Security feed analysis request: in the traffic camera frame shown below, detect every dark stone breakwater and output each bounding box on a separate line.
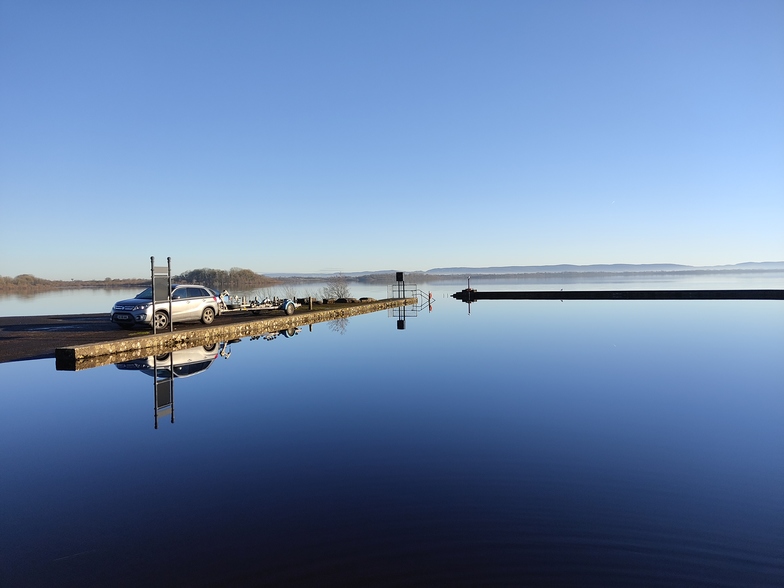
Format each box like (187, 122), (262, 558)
(453, 289), (784, 302)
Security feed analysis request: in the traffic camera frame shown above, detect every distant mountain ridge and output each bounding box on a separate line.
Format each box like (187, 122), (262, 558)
(424, 262), (784, 275)
(267, 262), (784, 278)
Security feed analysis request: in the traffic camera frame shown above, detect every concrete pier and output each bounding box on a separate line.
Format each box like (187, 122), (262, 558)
(55, 297), (417, 371)
(452, 289), (784, 302)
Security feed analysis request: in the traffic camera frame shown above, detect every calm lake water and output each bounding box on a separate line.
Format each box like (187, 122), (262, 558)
(1, 275), (783, 586)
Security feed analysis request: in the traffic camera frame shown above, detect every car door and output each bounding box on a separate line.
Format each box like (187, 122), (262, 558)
(186, 287), (209, 320)
(169, 287), (193, 322)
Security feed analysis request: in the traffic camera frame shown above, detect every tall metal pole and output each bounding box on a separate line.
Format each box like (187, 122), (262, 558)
(151, 256), (156, 334)
(167, 257), (173, 332)
(468, 276), (472, 315)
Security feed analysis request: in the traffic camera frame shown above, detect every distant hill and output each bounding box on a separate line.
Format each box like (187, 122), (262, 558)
(725, 262), (784, 270)
(424, 262), (784, 275)
(265, 262), (784, 280)
(0, 275), (148, 293)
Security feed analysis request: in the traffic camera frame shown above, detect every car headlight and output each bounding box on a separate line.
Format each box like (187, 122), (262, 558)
(132, 303), (152, 311)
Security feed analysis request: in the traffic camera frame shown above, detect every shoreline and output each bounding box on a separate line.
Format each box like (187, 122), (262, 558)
(2, 267), (783, 294)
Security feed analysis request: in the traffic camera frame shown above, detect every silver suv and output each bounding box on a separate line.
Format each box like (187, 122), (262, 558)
(111, 285), (222, 330)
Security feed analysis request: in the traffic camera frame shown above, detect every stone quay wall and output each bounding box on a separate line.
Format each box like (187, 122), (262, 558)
(56, 297), (417, 371)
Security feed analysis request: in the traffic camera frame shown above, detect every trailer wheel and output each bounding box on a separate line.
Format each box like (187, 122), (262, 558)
(154, 311), (169, 330)
(285, 302), (295, 316)
(201, 307), (215, 325)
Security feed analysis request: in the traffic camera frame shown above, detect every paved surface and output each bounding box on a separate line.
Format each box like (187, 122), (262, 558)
(0, 311), (285, 364)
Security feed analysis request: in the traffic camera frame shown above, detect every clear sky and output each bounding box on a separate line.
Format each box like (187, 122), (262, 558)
(1, 0), (782, 279)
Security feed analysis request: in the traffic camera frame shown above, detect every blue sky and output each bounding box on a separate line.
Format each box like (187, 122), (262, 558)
(1, 0), (782, 279)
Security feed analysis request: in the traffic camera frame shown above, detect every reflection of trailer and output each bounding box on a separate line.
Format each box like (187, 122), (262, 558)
(218, 290), (299, 316)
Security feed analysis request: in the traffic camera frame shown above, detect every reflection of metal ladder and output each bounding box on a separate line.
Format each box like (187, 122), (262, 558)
(387, 284), (434, 319)
(152, 354), (174, 429)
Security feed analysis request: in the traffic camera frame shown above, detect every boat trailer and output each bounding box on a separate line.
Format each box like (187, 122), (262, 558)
(218, 290), (300, 316)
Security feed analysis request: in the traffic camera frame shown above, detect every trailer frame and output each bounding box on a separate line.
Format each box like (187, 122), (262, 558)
(217, 290), (300, 316)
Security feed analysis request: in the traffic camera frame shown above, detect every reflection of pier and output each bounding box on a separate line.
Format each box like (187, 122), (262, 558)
(453, 288), (784, 302)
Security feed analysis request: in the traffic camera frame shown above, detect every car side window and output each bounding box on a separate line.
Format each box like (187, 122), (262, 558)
(187, 287), (206, 298)
(172, 288), (188, 300)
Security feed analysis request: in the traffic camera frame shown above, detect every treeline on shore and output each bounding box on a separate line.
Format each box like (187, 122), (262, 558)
(0, 274), (149, 293)
(0, 268), (278, 293)
(6, 266), (777, 294)
(174, 268), (279, 291)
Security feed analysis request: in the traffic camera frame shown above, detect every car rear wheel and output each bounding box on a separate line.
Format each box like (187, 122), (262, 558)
(154, 311), (169, 330)
(201, 307), (215, 325)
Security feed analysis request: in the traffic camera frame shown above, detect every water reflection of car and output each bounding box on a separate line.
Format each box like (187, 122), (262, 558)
(111, 284), (222, 330)
(115, 345), (220, 379)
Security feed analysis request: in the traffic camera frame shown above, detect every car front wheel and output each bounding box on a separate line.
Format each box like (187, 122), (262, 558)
(201, 307), (215, 325)
(154, 311), (169, 330)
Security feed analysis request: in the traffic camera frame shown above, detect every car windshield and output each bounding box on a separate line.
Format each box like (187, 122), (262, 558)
(134, 286), (176, 300)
